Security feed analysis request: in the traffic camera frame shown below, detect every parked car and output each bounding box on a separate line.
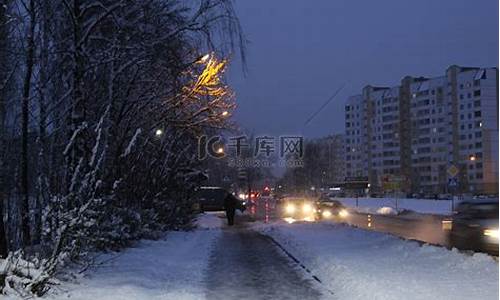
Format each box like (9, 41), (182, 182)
(448, 200), (499, 255)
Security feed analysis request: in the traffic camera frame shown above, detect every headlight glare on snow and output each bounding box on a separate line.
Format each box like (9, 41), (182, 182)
(322, 210), (332, 218)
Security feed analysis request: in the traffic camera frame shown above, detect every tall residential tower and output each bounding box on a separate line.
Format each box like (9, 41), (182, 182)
(345, 66), (498, 194)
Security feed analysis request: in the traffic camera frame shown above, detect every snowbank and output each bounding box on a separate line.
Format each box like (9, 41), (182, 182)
(376, 206), (398, 215)
(37, 214), (223, 300)
(337, 197), (455, 215)
(257, 221), (499, 300)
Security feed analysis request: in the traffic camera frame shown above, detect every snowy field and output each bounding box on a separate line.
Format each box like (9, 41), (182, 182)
(336, 197), (456, 215)
(24, 214), (223, 300)
(256, 221), (499, 300)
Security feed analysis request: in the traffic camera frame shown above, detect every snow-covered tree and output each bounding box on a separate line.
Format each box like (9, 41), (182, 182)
(0, 0), (245, 295)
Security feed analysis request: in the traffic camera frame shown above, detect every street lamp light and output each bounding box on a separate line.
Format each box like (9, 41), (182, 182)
(469, 155), (476, 161)
(221, 111), (229, 117)
(198, 54), (210, 63)
(155, 129), (163, 136)
(216, 147), (224, 154)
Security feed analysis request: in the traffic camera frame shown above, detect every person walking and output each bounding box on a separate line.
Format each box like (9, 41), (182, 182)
(223, 193), (239, 226)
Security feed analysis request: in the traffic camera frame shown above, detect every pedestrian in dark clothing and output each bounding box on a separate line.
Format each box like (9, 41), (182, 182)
(224, 193), (239, 226)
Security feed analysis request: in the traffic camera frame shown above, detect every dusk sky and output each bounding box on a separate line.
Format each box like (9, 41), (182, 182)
(228, 0), (499, 138)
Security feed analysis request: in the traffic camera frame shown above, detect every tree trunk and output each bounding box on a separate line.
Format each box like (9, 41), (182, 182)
(67, 0), (85, 196)
(20, 0), (36, 247)
(0, 1), (8, 257)
(33, 0), (50, 246)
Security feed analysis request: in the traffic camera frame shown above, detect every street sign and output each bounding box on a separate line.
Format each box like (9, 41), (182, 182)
(344, 177), (369, 189)
(448, 177), (458, 187)
(447, 165), (459, 177)
(381, 174), (405, 191)
(344, 176), (368, 182)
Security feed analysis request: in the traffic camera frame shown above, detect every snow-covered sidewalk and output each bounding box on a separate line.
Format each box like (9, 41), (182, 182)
(39, 214), (223, 300)
(256, 221), (499, 300)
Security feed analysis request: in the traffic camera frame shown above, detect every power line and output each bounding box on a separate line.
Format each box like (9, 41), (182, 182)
(303, 84), (345, 126)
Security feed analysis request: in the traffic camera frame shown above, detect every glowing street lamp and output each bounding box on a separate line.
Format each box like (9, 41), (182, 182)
(198, 54), (210, 63)
(216, 147), (224, 154)
(469, 155), (476, 161)
(155, 129), (163, 136)
(221, 111), (229, 117)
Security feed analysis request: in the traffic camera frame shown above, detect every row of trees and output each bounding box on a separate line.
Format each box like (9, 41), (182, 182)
(0, 0), (244, 295)
(279, 136), (345, 194)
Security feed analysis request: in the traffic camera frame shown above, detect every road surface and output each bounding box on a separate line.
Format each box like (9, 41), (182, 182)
(343, 212), (449, 247)
(250, 196), (451, 247)
(205, 222), (322, 300)
(248, 197), (499, 255)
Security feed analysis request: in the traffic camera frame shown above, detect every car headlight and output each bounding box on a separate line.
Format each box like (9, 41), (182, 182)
(483, 228), (499, 239)
(285, 204), (296, 214)
(322, 210), (332, 218)
(339, 209), (349, 218)
(302, 203), (313, 213)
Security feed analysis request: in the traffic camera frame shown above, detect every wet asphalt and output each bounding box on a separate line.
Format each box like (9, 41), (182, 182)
(205, 219), (322, 300)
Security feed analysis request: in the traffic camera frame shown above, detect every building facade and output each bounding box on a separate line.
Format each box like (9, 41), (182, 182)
(345, 65), (498, 194)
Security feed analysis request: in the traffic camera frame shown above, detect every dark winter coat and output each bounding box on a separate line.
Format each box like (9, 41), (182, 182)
(224, 193), (238, 212)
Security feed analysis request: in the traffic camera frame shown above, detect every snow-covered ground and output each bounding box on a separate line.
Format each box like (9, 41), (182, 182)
(5, 213), (497, 300)
(256, 221), (499, 300)
(337, 197), (455, 215)
(34, 214), (222, 300)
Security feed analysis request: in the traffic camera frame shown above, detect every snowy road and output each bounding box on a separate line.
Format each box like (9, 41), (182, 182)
(205, 227), (322, 300)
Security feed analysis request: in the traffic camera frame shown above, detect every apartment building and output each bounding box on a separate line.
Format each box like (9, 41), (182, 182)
(345, 95), (369, 178)
(345, 65), (498, 194)
(408, 75), (451, 192)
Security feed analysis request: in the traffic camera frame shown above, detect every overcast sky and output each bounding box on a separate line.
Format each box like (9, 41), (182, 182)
(227, 0), (498, 138)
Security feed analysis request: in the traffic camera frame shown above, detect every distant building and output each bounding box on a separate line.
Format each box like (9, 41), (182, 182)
(345, 65), (498, 195)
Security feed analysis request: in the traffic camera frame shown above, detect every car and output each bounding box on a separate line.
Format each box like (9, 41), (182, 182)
(193, 187), (246, 212)
(315, 198), (349, 220)
(447, 200), (499, 255)
(280, 197), (317, 221)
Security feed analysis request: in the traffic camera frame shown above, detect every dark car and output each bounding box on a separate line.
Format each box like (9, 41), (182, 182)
(448, 200), (499, 255)
(315, 198), (349, 220)
(193, 187), (246, 212)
